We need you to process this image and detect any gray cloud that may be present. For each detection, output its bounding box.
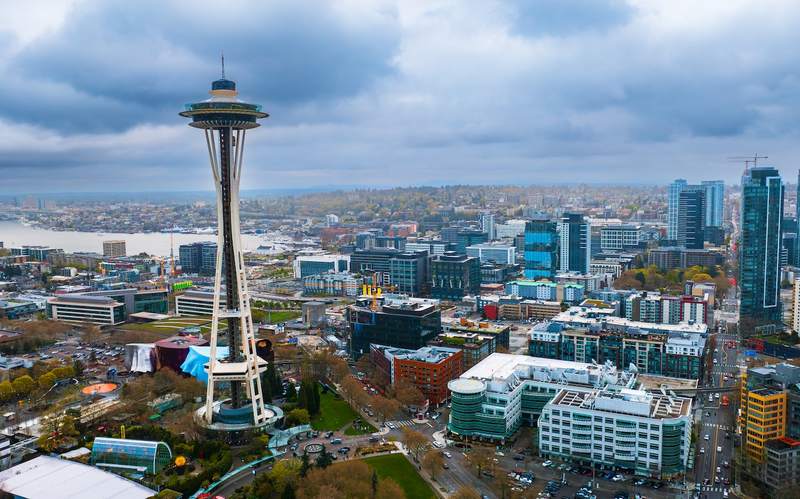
[3,0,800,192]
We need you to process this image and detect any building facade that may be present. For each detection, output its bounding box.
[447,353,636,442]
[370,344,464,405]
[539,388,692,478]
[430,253,480,301]
[677,189,705,250]
[347,295,442,359]
[47,295,125,325]
[292,254,349,278]
[102,240,127,258]
[740,167,784,336]
[558,213,591,274]
[524,219,559,280]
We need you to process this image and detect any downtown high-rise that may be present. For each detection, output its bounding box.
[668,179,724,246]
[739,167,784,336]
[558,213,591,274]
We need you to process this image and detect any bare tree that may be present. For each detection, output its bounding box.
[422,448,444,480]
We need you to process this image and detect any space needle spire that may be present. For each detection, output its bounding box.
[180,64,271,429]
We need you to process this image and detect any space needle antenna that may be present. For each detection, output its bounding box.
[221,51,225,79]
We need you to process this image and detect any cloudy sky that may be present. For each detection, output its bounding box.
[2,0,800,193]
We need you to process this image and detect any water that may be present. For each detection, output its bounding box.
[0,221,265,257]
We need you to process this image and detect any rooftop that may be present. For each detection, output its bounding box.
[372,344,461,364]
[550,387,691,419]
[0,455,155,499]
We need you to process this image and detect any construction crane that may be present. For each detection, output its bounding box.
[728,154,768,176]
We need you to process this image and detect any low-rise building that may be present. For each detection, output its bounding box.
[447,353,636,442]
[428,331,500,371]
[175,289,218,317]
[370,344,463,405]
[764,437,800,492]
[539,388,692,478]
[302,272,363,297]
[528,321,707,379]
[504,280,584,303]
[46,295,125,325]
[441,319,510,351]
[347,294,442,359]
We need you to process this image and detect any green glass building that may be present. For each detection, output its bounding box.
[90,437,173,475]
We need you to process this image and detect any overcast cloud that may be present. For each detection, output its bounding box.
[2,0,800,193]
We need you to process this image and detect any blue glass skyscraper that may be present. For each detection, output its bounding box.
[739,167,784,336]
[524,218,558,280]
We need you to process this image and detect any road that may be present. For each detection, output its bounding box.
[691,326,740,499]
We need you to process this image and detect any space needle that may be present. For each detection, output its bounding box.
[180,60,277,431]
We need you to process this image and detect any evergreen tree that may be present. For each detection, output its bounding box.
[315,451,333,469]
[281,482,296,499]
[300,452,311,477]
[371,469,378,499]
[312,382,321,415]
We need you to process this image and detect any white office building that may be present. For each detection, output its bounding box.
[466,242,516,265]
[539,388,692,478]
[47,295,125,325]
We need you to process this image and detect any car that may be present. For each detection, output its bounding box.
[514,455,525,461]
[614,492,629,499]
[482,470,495,478]
[442,463,449,469]
[431,413,440,420]
[443,451,452,458]
[700,447,705,454]
[723,461,730,468]
[369,436,379,443]
[433,441,445,449]
[387,422,395,429]
[704,434,710,441]
[330,438,342,445]
[716,466,721,474]
[715,393,720,399]
[650,482,662,489]
[717,446,723,452]
[496,451,505,457]
[723,490,729,498]
[542,460,553,467]
[611,475,624,482]
[325,431,334,438]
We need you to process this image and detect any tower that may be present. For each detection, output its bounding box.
[180,65,270,427]
[739,167,784,337]
[558,213,590,274]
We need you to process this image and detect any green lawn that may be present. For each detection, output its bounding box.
[251,309,301,324]
[344,419,377,436]
[362,454,435,499]
[310,391,360,431]
[119,316,211,333]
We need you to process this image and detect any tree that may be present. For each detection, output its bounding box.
[269,458,301,496]
[393,381,425,409]
[372,396,400,423]
[285,408,311,427]
[37,372,57,390]
[81,325,102,345]
[296,460,406,499]
[12,375,35,397]
[300,453,311,477]
[422,448,444,480]
[376,479,404,499]
[0,381,13,402]
[465,446,494,476]
[315,451,333,469]
[281,482,296,499]
[401,427,429,461]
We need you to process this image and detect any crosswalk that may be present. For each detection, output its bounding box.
[386,419,416,428]
[699,485,728,493]
[701,423,733,431]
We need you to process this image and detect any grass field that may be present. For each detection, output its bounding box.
[251,309,301,324]
[310,390,360,431]
[362,454,435,499]
[344,419,377,436]
[119,316,212,333]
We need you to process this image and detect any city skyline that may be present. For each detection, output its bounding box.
[2,1,800,192]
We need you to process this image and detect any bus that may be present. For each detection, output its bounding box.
[721,395,730,407]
